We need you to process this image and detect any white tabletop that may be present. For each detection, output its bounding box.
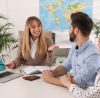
[0,66,75,98]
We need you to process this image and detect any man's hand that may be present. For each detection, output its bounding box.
[42,70,54,83]
[60,74,72,88]
[67,73,73,78]
[42,70,75,87]
[67,73,76,84]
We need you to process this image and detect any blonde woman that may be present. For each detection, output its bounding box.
[6,16,56,69]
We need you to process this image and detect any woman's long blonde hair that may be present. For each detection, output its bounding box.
[22,16,48,60]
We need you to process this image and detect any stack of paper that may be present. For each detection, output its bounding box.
[23,66,50,75]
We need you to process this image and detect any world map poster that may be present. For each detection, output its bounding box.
[40,0,92,32]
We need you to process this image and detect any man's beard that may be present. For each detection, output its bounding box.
[69,31,76,42]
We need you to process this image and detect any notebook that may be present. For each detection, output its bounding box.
[21,66,50,75]
[0,57,22,83]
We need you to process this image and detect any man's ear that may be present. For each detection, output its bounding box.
[74,27,79,35]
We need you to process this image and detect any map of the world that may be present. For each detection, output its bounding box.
[40,0,92,32]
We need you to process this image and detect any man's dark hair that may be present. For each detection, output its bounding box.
[71,12,93,37]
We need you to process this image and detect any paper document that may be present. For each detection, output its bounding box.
[23,66,50,75]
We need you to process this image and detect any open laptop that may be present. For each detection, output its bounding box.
[0,58,22,83]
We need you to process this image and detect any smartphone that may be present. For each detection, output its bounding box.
[23,75,40,81]
[31,70,41,74]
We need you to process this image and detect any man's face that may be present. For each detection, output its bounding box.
[69,25,76,42]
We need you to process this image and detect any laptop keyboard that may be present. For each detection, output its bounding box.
[0,72,14,78]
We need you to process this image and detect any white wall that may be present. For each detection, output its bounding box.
[0,0,7,15]
[0,0,39,36]
[93,0,100,19]
[0,0,100,36]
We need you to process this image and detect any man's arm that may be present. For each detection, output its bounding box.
[52,66,68,77]
[42,66,73,87]
[74,54,100,87]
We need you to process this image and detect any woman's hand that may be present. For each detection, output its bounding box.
[48,45,59,52]
[6,62,16,69]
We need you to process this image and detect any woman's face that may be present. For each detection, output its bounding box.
[29,20,42,39]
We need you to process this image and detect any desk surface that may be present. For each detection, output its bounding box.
[0,66,75,98]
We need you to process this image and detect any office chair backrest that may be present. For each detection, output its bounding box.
[46,31,55,44]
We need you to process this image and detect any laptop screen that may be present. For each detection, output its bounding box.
[0,57,6,72]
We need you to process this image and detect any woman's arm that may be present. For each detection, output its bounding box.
[10,32,25,68]
[46,37,58,66]
[69,84,100,98]
[60,75,100,98]
[13,46,25,67]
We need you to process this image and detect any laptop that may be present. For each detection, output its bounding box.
[0,57,22,83]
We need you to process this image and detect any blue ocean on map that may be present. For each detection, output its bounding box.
[40,0,92,31]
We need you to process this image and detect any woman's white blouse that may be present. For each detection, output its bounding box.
[30,38,38,59]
